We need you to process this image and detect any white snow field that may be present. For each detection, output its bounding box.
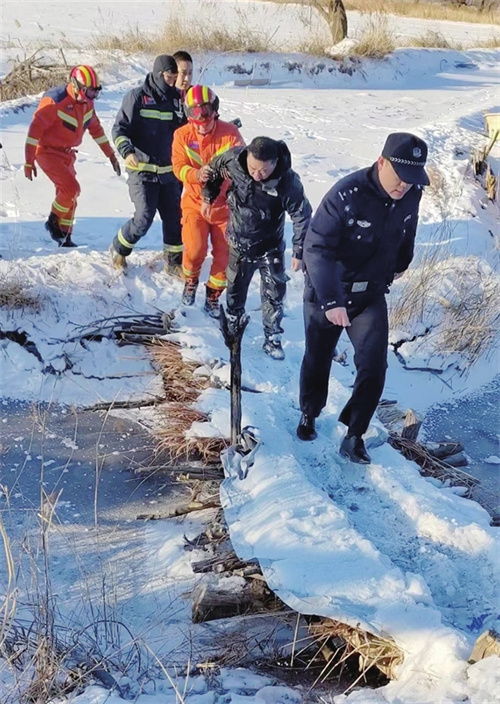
[0,2,499,703]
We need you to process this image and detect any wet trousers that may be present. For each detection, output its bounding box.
[226,246,287,337]
[299,294,388,437]
[181,210,228,289]
[36,149,80,235]
[114,173,182,256]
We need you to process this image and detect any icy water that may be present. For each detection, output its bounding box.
[422,377,500,514]
[0,400,180,526]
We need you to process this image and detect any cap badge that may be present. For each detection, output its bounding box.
[413,147,422,158]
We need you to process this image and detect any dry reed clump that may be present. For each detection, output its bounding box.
[437,265,500,361]
[94,3,279,54]
[408,30,458,49]
[390,257,500,363]
[0,52,70,102]
[155,403,229,463]
[0,278,43,312]
[307,618,402,689]
[350,15,397,59]
[148,339,209,403]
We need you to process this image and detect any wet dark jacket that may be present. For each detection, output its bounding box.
[202,142,312,258]
[303,163,423,310]
[112,73,185,181]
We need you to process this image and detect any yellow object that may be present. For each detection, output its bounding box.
[484,112,500,155]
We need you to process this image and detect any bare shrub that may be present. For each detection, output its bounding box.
[350,14,396,58]
[0,52,70,102]
[0,278,43,312]
[409,31,458,49]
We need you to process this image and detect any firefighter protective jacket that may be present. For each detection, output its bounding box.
[112,73,185,182]
[172,119,244,224]
[303,163,423,311]
[202,142,312,258]
[25,85,114,166]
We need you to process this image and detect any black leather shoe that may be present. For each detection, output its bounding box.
[339,434,371,464]
[296,414,317,441]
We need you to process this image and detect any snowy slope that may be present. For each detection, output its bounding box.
[1,2,499,703]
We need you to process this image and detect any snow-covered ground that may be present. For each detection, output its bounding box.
[1,2,499,703]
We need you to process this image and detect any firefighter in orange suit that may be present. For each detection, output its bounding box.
[172,85,244,318]
[24,65,120,247]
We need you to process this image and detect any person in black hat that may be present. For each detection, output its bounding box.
[109,55,186,273]
[296,132,429,463]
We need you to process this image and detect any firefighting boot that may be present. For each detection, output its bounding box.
[45,213,66,246]
[182,277,199,306]
[109,244,128,272]
[60,233,78,248]
[203,286,223,319]
[163,251,183,279]
[263,333,285,361]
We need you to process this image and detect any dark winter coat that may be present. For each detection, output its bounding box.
[112,73,185,182]
[202,142,312,258]
[303,163,423,310]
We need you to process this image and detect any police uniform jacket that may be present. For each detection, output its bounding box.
[112,73,184,183]
[202,142,312,258]
[303,163,423,311]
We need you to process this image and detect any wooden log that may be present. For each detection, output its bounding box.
[136,498,220,521]
[191,579,279,623]
[401,409,423,441]
[219,308,250,446]
[469,629,500,663]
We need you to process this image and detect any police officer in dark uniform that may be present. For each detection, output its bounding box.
[296,132,429,463]
[110,55,185,273]
[201,136,312,360]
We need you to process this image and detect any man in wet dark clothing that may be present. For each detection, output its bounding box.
[201,136,312,360]
[297,132,429,463]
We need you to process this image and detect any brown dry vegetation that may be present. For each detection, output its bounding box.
[268,0,500,25]
[0,279,43,312]
[0,52,70,102]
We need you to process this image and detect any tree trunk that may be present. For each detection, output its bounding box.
[328,0,348,44]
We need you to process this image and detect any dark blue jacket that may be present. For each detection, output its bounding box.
[303,163,423,310]
[202,142,312,258]
[112,73,185,180]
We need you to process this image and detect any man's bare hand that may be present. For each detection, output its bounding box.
[201,202,212,219]
[196,165,211,184]
[325,307,350,327]
[125,153,139,168]
[291,257,303,272]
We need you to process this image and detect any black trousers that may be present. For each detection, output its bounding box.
[299,295,388,437]
[114,173,182,255]
[226,246,287,337]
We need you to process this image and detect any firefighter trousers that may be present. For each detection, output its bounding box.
[226,246,287,337]
[36,149,80,235]
[114,173,182,256]
[299,294,388,437]
[181,210,228,289]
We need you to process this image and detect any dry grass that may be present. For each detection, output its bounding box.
[307,618,403,689]
[154,403,229,463]
[267,0,500,25]
[349,14,397,58]
[0,278,43,312]
[149,339,209,403]
[0,52,70,102]
[93,3,280,54]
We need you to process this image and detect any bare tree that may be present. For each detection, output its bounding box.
[307,0,348,45]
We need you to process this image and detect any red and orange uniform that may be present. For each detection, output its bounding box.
[172,119,244,289]
[25,83,114,236]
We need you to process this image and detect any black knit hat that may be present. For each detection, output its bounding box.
[153,55,178,75]
[382,132,429,186]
